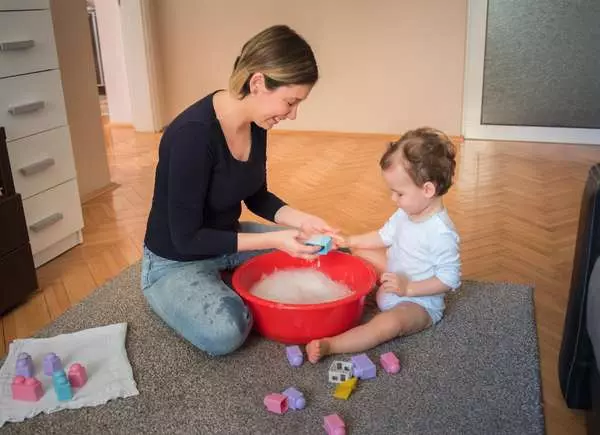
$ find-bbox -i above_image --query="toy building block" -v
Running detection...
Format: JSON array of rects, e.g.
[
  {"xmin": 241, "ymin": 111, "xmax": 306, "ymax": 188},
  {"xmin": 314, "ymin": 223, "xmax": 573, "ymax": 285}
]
[
  {"xmin": 286, "ymin": 345, "xmax": 304, "ymax": 367},
  {"xmin": 43, "ymin": 352, "xmax": 62, "ymax": 376},
  {"xmin": 333, "ymin": 377, "xmax": 357, "ymax": 400},
  {"xmin": 323, "ymin": 413, "xmax": 346, "ymax": 435},
  {"xmin": 52, "ymin": 371, "xmax": 73, "ymax": 401},
  {"xmin": 351, "ymin": 353, "xmax": 376, "ymax": 379},
  {"xmin": 11, "ymin": 376, "xmax": 43, "ymax": 402},
  {"xmin": 305, "ymin": 235, "xmax": 333, "ymax": 255},
  {"xmin": 380, "ymin": 351, "xmax": 401, "ymax": 374},
  {"xmin": 264, "ymin": 393, "xmax": 288, "ymax": 414},
  {"xmin": 68, "ymin": 363, "xmax": 88, "ymax": 388},
  {"xmin": 15, "ymin": 352, "xmax": 34, "ymax": 378},
  {"xmin": 282, "ymin": 387, "xmax": 306, "ymax": 410},
  {"xmin": 328, "ymin": 360, "xmax": 353, "ymax": 383}
]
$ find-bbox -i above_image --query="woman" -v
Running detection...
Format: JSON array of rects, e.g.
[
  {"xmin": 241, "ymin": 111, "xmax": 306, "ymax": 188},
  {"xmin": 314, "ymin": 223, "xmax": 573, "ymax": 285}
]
[{"xmin": 142, "ymin": 25, "xmax": 336, "ymax": 356}]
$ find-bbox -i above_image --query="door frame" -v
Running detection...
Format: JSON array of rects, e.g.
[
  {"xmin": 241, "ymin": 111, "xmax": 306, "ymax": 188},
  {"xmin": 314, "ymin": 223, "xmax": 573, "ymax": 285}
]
[
  {"xmin": 462, "ymin": 0, "xmax": 600, "ymax": 145},
  {"xmin": 119, "ymin": 0, "xmax": 162, "ymax": 132}
]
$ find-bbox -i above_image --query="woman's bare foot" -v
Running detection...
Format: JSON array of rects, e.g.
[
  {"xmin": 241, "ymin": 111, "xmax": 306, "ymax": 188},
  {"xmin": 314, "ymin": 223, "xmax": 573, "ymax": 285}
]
[{"xmin": 306, "ymin": 339, "xmax": 331, "ymax": 363}]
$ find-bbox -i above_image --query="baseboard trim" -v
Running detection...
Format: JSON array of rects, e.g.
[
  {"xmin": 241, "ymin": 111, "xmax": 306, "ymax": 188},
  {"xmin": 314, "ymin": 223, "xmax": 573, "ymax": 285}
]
[
  {"xmin": 269, "ymin": 129, "xmax": 463, "ymax": 143},
  {"xmin": 269, "ymin": 129, "xmax": 398, "ymax": 140},
  {"xmin": 107, "ymin": 122, "xmax": 135, "ymax": 129},
  {"xmin": 81, "ymin": 182, "xmax": 120, "ymax": 203}
]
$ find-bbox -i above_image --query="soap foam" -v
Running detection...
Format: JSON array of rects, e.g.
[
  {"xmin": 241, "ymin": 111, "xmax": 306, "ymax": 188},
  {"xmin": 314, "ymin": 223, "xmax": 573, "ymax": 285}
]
[{"xmin": 250, "ymin": 268, "xmax": 352, "ymax": 304}]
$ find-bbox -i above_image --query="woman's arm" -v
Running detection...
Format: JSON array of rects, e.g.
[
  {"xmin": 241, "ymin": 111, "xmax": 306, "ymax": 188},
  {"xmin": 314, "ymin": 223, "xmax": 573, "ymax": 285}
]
[
  {"xmin": 274, "ymin": 206, "xmax": 313, "ymax": 228},
  {"xmin": 166, "ymin": 124, "xmax": 240, "ymax": 256}
]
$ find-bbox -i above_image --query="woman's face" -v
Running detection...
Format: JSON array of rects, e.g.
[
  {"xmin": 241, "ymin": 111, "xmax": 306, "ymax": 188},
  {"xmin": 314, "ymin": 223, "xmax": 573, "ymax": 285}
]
[{"xmin": 248, "ymin": 73, "xmax": 313, "ymax": 130}]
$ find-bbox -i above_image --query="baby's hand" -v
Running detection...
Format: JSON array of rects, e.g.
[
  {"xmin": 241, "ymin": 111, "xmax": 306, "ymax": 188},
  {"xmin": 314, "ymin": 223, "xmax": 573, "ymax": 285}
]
[
  {"xmin": 380, "ymin": 272, "xmax": 409, "ymax": 296},
  {"xmin": 330, "ymin": 233, "xmax": 350, "ymax": 250}
]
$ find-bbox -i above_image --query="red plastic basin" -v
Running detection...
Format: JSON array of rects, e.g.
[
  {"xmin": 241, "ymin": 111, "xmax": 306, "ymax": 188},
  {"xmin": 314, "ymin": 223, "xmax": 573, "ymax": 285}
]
[{"xmin": 231, "ymin": 250, "xmax": 377, "ymax": 344}]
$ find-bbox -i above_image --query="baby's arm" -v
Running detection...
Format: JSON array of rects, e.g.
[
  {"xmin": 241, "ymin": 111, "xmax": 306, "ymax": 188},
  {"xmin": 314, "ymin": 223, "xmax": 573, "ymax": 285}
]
[
  {"xmin": 405, "ymin": 277, "xmax": 451, "ymax": 297},
  {"xmin": 382, "ymin": 231, "xmax": 460, "ymax": 297},
  {"xmin": 411, "ymin": 231, "xmax": 461, "ymax": 296},
  {"xmin": 344, "ymin": 231, "xmax": 387, "ymax": 250}
]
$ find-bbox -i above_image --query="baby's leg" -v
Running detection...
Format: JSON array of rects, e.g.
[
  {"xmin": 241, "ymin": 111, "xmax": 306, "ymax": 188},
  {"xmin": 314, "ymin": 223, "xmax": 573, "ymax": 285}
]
[{"xmin": 306, "ymin": 302, "xmax": 431, "ymax": 363}]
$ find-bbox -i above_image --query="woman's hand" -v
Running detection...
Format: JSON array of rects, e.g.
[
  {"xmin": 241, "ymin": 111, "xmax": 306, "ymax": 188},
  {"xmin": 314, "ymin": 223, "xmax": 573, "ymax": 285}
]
[
  {"xmin": 379, "ymin": 272, "xmax": 409, "ymax": 296},
  {"xmin": 299, "ymin": 214, "xmax": 339, "ymax": 239},
  {"xmin": 272, "ymin": 230, "xmax": 321, "ymax": 260}
]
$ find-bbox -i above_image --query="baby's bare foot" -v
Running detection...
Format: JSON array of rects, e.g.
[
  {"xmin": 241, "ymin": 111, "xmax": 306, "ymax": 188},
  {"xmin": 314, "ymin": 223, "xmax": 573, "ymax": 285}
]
[{"xmin": 306, "ymin": 339, "xmax": 330, "ymax": 363}]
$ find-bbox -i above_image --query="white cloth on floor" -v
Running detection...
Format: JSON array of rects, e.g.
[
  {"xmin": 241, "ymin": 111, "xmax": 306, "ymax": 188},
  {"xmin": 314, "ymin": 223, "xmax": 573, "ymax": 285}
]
[{"xmin": 0, "ymin": 322, "xmax": 138, "ymax": 427}]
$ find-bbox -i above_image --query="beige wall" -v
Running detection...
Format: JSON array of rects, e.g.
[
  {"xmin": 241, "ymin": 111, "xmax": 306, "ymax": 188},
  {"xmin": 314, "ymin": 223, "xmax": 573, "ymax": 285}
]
[
  {"xmin": 50, "ymin": 0, "xmax": 112, "ymax": 200},
  {"xmin": 152, "ymin": 0, "xmax": 467, "ymax": 136}
]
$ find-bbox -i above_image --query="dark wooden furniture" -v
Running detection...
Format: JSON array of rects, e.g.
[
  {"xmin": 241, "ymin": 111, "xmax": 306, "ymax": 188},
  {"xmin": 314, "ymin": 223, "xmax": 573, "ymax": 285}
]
[{"xmin": 0, "ymin": 127, "xmax": 38, "ymax": 315}]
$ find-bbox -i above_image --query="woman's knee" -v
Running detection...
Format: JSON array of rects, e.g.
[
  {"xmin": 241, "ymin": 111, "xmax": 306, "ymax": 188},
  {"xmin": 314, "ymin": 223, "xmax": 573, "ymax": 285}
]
[
  {"xmin": 142, "ymin": 264, "xmax": 254, "ymax": 356},
  {"xmin": 194, "ymin": 295, "xmax": 253, "ymax": 356}
]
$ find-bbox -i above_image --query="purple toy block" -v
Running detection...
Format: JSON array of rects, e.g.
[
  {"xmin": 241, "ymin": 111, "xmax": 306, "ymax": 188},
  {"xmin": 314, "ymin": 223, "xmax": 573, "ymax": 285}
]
[
  {"xmin": 15, "ymin": 352, "xmax": 34, "ymax": 378},
  {"xmin": 43, "ymin": 352, "xmax": 62, "ymax": 376},
  {"xmin": 282, "ymin": 387, "xmax": 306, "ymax": 410},
  {"xmin": 351, "ymin": 353, "xmax": 376, "ymax": 379},
  {"xmin": 12, "ymin": 376, "xmax": 44, "ymax": 402},
  {"xmin": 323, "ymin": 413, "xmax": 346, "ymax": 435},
  {"xmin": 286, "ymin": 345, "xmax": 303, "ymax": 367},
  {"xmin": 68, "ymin": 363, "xmax": 88, "ymax": 388},
  {"xmin": 264, "ymin": 393, "xmax": 288, "ymax": 414},
  {"xmin": 380, "ymin": 351, "xmax": 401, "ymax": 374}
]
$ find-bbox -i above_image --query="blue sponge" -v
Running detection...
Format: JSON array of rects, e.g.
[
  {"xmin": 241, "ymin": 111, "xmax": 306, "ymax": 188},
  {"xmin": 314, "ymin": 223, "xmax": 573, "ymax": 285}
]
[{"xmin": 305, "ymin": 235, "xmax": 333, "ymax": 255}]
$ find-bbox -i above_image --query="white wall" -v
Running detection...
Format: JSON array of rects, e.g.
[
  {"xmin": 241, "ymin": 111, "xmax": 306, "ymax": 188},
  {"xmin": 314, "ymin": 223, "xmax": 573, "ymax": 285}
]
[
  {"xmin": 152, "ymin": 0, "xmax": 468, "ymax": 136},
  {"xmin": 120, "ymin": 0, "xmax": 162, "ymax": 132},
  {"xmin": 95, "ymin": 0, "xmax": 132, "ymax": 124}
]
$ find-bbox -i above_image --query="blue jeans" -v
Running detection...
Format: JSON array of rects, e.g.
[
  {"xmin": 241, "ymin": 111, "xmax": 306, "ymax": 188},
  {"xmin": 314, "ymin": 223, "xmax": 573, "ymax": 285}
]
[{"xmin": 141, "ymin": 222, "xmax": 280, "ymax": 356}]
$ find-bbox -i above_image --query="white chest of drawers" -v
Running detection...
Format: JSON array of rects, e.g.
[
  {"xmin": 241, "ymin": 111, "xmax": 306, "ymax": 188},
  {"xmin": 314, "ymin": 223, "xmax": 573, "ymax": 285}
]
[{"xmin": 0, "ymin": 0, "xmax": 83, "ymax": 267}]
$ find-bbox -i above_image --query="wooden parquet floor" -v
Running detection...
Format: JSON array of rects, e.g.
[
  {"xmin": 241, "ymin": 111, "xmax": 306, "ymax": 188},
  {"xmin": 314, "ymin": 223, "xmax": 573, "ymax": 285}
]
[{"xmin": 3, "ymin": 124, "xmax": 600, "ymax": 434}]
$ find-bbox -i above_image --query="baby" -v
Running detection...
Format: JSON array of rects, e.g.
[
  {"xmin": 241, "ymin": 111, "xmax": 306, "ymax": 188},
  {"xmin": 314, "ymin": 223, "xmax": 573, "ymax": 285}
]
[{"xmin": 307, "ymin": 127, "xmax": 461, "ymax": 363}]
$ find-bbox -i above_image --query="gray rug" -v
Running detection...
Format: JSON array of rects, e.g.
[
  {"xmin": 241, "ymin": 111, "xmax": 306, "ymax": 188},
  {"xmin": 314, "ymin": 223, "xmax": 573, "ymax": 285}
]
[{"xmin": 1, "ymin": 263, "xmax": 545, "ymax": 434}]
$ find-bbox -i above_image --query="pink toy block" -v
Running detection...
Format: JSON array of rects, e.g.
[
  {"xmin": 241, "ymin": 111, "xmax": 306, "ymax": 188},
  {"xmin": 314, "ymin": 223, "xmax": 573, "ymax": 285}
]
[
  {"xmin": 286, "ymin": 345, "xmax": 303, "ymax": 367},
  {"xmin": 264, "ymin": 393, "xmax": 288, "ymax": 414},
  {"xmin": 351, "ymin": 353, "xmax": 376, "ymax": 379},
  {"xmin": 15, "ymin": 352, "xmax": 34, "ymax": 378},
  {"xmin": 68, "ymin": 363, "xmax": 88, "ymax": 388},
  {"xmin": 323, "ymin": 413, "xmax": 346, "ymax": 435},
  {"xmin": 380, "ymin": 351, "xmax": 401, "ymax": 374},
  {"xmin": 11, "ymin": 376, "xmax": 43, "ymax": 402}
]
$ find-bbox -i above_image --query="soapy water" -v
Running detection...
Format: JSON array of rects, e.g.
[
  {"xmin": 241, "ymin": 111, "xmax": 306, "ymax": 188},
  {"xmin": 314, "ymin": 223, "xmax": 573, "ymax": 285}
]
[{"xmin": 250, "ymin": 268, "xmax": 353, "ymax": 304}]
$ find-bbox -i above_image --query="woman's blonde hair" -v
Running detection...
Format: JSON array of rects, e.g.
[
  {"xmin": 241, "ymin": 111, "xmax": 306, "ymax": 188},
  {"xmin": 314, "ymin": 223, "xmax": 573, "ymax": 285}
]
[{"xmin": 229, "ymin": 25, "xmax": 318, "ymax": 98}]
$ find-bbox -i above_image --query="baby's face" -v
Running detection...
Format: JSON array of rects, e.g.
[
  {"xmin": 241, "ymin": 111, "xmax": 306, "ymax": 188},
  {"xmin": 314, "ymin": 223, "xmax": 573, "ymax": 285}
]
[{"xmin": 382, "ymin": 164, "xmax": 433, "ymax": 217}]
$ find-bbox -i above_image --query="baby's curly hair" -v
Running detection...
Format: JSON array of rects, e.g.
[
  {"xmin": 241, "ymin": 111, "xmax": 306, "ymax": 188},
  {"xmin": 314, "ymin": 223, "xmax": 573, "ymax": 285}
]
[{"xmin": 380, "ymin": 127, "xmax": 456, "ymax": 196}]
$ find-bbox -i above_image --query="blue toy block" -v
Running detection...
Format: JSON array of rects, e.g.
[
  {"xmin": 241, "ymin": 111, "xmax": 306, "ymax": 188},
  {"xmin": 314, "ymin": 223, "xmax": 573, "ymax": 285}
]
[
  {"xmin": 52, "ymin": 371, "xmax": 73, "ymax": 401},
  {"xmin": 351, "ymin": 353, "xmax": 376, "ymax": 380},
  {"xmin": 305, "ymin": 235, "xmax": 333, "ymax": 255},
  {"xmin": 282, "ymin": 387, "xmax": 306, "ymax": 410},
  {"xmin": 286, "ymin": 345, "xmax": 303, "ymax": 367}
]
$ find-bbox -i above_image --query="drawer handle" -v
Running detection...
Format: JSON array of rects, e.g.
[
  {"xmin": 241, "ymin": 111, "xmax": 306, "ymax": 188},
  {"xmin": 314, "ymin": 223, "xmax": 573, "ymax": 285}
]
[
  {"xmin": 8, "ymin": 101, "xmax": 45, "ymax": 115},
  {"xmin": 0, "ymin": 40, "xmax": 35, "ymax": 51},
  {"xmin": 29, "ymin": 212, "xmax": 63, "ymax": 233},
  {"xmin": 19, "ymin": 157, "xmax": 55, "ymax": 176}
]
